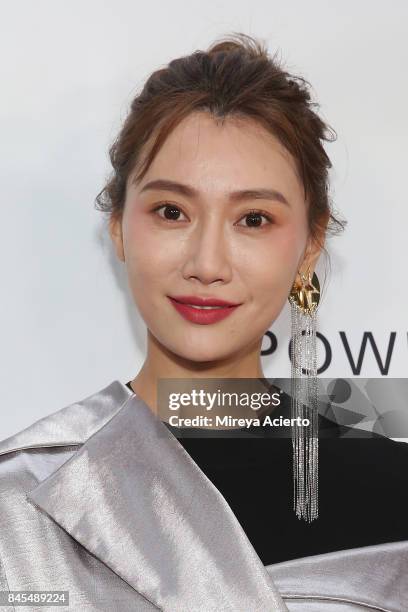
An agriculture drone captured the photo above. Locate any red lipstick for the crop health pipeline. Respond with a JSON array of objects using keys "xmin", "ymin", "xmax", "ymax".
[{"xmin": 168, "ymin": 295, "xmax": 242, "ymax": 325}]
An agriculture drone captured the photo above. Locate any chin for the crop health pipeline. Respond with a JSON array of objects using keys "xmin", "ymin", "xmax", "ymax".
[{"xmin": 167, "ymin": 339, "xmax": 241, "ymax": 366}]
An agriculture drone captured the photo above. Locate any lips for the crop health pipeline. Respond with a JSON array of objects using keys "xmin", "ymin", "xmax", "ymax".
[
  {"xmin": 169, "ymin": 295, "xmax": 240, "ymax": 307},
  {"xmin": 168, "ymin": 295, "xmax": 241, "ymax": 325}
]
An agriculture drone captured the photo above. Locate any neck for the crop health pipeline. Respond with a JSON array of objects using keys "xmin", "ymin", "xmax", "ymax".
[{"xmin": 129, "ymin": 330, "xmax": 265, "ymax": 415}]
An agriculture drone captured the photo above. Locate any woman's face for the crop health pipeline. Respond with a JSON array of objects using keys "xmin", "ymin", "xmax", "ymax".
[{"xmin": 110, "ymin": 111, "xmax": 317, "ymax": 363}]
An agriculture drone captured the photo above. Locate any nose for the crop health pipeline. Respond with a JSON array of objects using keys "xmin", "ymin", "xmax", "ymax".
[{"xmin": 181, "ymin": 217, "xmax": 233, "ymax": 286}]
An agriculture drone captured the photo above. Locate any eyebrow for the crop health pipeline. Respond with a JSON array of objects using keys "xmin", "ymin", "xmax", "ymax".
[{"xmin": 138, "ymin": 178, "xmax": 290, "ymax": 207}]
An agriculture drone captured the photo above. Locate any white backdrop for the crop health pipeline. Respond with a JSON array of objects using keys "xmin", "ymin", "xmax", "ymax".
[{"xmin": 1, "ymin": 0, "xmax": 407, "ymax": 440}]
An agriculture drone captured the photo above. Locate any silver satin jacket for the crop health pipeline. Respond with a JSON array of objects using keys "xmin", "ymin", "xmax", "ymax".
[{"xmin": 0, "ymin": 380, "xmax": 407, "ymax": 611}]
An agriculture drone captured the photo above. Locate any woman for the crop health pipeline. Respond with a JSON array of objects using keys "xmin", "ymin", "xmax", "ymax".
[{"xmin": 0, "ymin": 33, "xmax": 407, "ymax": 611}]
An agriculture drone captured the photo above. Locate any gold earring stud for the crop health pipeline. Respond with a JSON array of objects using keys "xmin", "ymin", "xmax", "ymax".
[{"xmin": 289, "ymin": 269, "xmax": 320, "ymax": 314}]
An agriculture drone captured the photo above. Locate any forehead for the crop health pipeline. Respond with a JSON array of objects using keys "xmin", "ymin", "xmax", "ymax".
[{"xmin": 131, "ymin": 111, "xmax": 304, "ymax": 201}]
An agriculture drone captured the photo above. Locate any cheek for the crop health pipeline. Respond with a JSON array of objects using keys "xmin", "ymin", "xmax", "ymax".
[
  {"xmin": 244, "ymin": 225, "xmax": 306, "ymax": 298},
  {"xmin": 122, "ymin": 219, "xmax": 181, "ymax": 309},
  {"xmin": 123, "ymin": 210, "xmax": 168, "ymax": 270}
]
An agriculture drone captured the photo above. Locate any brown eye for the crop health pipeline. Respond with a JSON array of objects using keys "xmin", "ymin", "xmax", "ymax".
[
  {"xmin": 245, "ymin": 212, "xmax": 263, "ymax": 227},
  {"xmin": 154, "ymin": 204, "xmax": 187, "ymax": 221},
  {"xmin": 238, "ymin": 210, "xmax": 273, "ymax": 228}
]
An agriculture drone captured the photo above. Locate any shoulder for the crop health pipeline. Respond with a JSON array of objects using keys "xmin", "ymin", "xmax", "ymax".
[
  {"xmin": 319, "ymin": 431, "xmax": 408, "ymax": 468},
  {"xmin": 318, "ymin": 435, "xmax": 408, "ymax": 530},
  {"xmin": 0, "ymin": 380, "xmax": 133, "ymax": 487}
]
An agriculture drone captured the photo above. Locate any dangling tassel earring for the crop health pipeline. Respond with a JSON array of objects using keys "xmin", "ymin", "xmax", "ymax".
[{"xmin": 288, "ymin": 268, "xmax": 320, "ymax": 522}]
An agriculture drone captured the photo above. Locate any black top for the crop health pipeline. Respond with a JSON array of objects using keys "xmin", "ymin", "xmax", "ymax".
[{"xmin": 125, "ymin": 380, "xmax": 408, "ymax": 565}]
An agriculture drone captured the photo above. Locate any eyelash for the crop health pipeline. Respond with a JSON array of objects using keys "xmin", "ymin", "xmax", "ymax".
[{"xmin": 151, "ymin": 203, "xmax": 274, "ymax": 228}]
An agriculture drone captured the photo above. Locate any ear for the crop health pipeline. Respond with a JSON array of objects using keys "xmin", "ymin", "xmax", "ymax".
[
  {"xmin": 108, "ymin": 214, "xmax": 125, "ymax": 262},
  {"xmin": 301, "ymin": 236, "xmax": 323, "ymax": 276},
  {"xmin": 299, "ymin": 212, "xmax": 330, "ymax": 276}
]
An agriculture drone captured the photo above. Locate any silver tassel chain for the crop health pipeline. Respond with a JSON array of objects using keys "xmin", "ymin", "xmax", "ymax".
[{"xmin": 290, "ymin": 301, "xmax": 319, "ymax": 522}]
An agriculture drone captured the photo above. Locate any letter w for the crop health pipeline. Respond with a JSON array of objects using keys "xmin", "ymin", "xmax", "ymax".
[{"xmin": 339, "ymin": 331, "xmax": 396, "ymax": 375}]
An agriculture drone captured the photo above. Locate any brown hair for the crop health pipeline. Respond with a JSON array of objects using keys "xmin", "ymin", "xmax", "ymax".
[{"xmin": 95, "ymin": 32, "xmax": 346, "ymax": 259}]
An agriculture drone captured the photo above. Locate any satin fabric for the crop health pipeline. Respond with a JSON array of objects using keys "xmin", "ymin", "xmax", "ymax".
[{"xmin": 0, "ymin": 380, "xmax": 406, "ymax": 611}]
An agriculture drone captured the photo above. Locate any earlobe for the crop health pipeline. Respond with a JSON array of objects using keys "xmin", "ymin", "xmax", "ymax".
[{"xmin": 108, "ymin": 216, "xmax": 125, "ymax": 262}]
